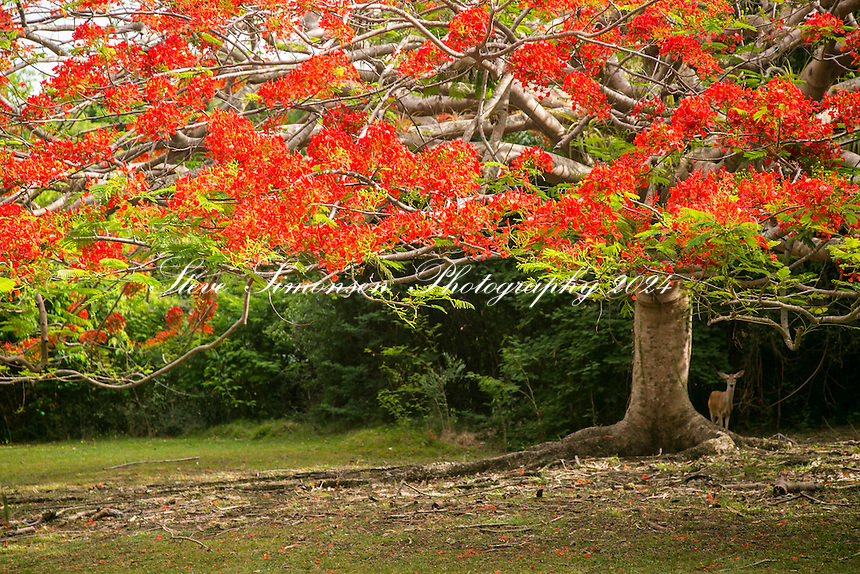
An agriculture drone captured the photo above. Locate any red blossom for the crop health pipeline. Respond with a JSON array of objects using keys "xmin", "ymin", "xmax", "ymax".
[
  {"xmin": 73, "ymin": 22, "xmax": 113, "ymax": 45},
  {"xmin": 122, "ymin": 283, "xmax": 145, "ymax": 298},
  {"xmin": 510, "ymin": 42, "xmax": 567, "ymax": 87},
  {"xmin": 188, "ymin": 293, "xmax": 218, "ymax": 335},
  {"xmin": 47, "ymin": 54, "xmax": 109, "ymax": 100},
  {"xmin": 511, "ymin": 147, "xmax": 554, "ymax": 173},
  {"xmin": 0, "ymin": 204, "xmax": 59, "ymax": 277},
  {"xmin": 144, "ymin": 306, "xmax": 186, "ymax": 347},
  {"xmin": 77, "ymin": 241, "xmax": 124, "ymax": 271},
  {"xmin": 399, "ymin": 41, "xmax": 451, "ymax": 77},
  {"xmin": 79, "ymin": 329, "xmax": 108, "ymax": 344},
  {"xmin": 103, "ymin": 84, "xmax": 142, "ymax": 113},
  {"xmin": 659, "ymin": 36, "xmax": 721, "ymax": 76},
  {"xmin": 562, "ymin": 71, "xmax": 610, "ymax": 118},
  {"xmin": 319, "ymin": 12, "xmax": 354, "ymax": 44},
  {"xmin": 823, "ymin": 90, "xmax": 860, "ymax": 133},
  {"xmin": 670, "ymin": 95, "xmax": 717, "ymax": 136},
  {"xmin": 446, "ymin": 7, "xmax": 490, "ymax": 51},
  {"xmin": 134, "ymin": 103, "xmax": 190, "ymax": 140},
  {"xmin": 164, "ymin": 306, "xmax": 185, "ymax": 329},
  {"xmin": 321, "ymin": 106, "xmax": 369, "ymax": 135},
  {"xmin": 258, "ymin": 52, "xmax": 358, "ymax": 106},
  {"xmin": 802, "ymin": 14, "xmax": 845, "ymax": 45}
]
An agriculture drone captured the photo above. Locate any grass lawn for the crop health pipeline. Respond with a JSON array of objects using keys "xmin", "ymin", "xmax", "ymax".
[
  {"xmin": 1, "ymin": 421, "xmax": 487, "ymax": 489},
  {"xmin": 2, "ymin": 423, "xmax": 859, "ymax": 573}
]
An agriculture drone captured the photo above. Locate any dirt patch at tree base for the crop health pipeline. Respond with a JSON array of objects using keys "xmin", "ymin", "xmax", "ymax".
[{"xmin": 3, "ymin": 438, "xmax": 860, "ymax": 573}]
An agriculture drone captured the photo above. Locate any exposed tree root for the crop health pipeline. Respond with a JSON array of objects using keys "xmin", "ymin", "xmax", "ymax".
[
  {"xmin": 430, "ymin": 416, "xmax": 749, "ymax": 479},
  {"xmin": 261, "ymin": 420, "xmax": 792, "ymax": 485}
]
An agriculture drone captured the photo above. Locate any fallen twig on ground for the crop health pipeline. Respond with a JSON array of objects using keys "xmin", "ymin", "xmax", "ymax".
[
  {"xmin": 106, "ymin": 457, "xmax": 200, "ymax": 470},
  {"xmin": 160, "ymin": 523, "xmax": 211, "ymax": 552}
]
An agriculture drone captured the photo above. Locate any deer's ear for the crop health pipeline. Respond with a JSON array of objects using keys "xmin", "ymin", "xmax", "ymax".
[
  {"xmin": 717, "ymin": 372, "xmax": 728, "ymax": 379},
  {"xmin": 735, "ymin": 370, "xmax": 745, "ymax": 377}
]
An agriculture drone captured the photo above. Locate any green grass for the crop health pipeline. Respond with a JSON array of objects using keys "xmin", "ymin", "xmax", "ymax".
[
  {"xmin": 2, "ymin": 423, "xmax": 859, "ymax": 573},
  {"xmin": 0, "ymin": 422, "xmax": 491, "ymax": 490}
]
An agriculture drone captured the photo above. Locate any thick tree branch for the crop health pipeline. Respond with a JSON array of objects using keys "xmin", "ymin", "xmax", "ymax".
[
  {"xmin": 797, "ymin": 40, "xmax": 855, "ymax": 101},
  {"xmin": 399, "ymin": 113, "xmax": 532, "ymax": 149},
  {"xmin": 508, "ymin": 83, "xmax": 566, "ymax": 143},
  {"xmin": 471, "ymin": 142, "xmax": 592, "ymax": 183}
]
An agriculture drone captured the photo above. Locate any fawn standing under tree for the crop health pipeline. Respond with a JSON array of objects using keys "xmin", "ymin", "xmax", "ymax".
[{"xmin": 709, "ymin": 371, "xmax": 744, "ymax": 430}]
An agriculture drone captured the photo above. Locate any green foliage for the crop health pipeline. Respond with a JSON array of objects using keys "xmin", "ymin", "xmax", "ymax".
[
  {"xmin": 493, "ymin": 300, "xmax": 633, "ymax": 448},
  {"xmin": 287, "ymin": 294, "xmax": 407, "ymax": 424},
  {"xmin": 0, "ymin": 287, "xmax": 308, "ymax": 441},
  {"xmin": 387, "ymin": 259, "xmax": 635, "ymax": 448},
  {"xmin": 473, "ymin": 373, "xmax": 519, "ymax": 448},
  {"xmin": 200, "ymin": 419, "xmax": 304, "ymax": 440},
  {"xmin": 377, "ymin": 346, "xmax": 466, "ymax": 432},
  {"xmin": 2, "ymin": 258, "xmax": 859, "ymax": 444},
  {"xmin": 376, "ymin": 345, "xmax": 434, "ymax": 424}
]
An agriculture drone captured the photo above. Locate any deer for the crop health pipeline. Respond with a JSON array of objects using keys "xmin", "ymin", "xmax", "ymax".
[{"xmin": 708, "ymin": 370, "xmax": 744, "ymax": 430}]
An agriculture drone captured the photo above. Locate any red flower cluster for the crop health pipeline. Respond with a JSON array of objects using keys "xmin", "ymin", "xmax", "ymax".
[
  {"xmin": 321, "ymin": 106, "xmax": 369, "ymax": 135},
  {"xmin": 0, "ymin": 204, "xmax": 58, "ymax": 277},
  {"xmin": 205, "ymin": 106, "xmax": 505, "ymax": 270},
  {"xmin": 511, "ymin": 147, "xmax": 554, "ymax": 173},
  {"xmin": 399, "ymin": 42, "xmax": 450, "ymax": 77},
  {"xmin": 660, "ymin": 36, "xmax": 721, "ymax": 76},
  {"xmin": 258, "ymin": 52, "xmax": 358, "ymax": 106},
  {"xmin": 664, "ymin": 169, "xmax": 860, "ymax": 268},
  {"xmin": 72, "ymin": 22, "xmax": 113, "ymax": 45},
  {"xmin": 142, "ymin": 35, "xmax": 197, "ymax": 73},
  {"xmin": 134, "ymin": 103, "xmax": 191, "ymax": 140},
  {"xmin": 715, "ymin": 77, "xmax": 837, "ymax": 164},
  {"xmin": 802, "ymin": 14, "xmax": 845, "ymax": 45},
  {"xmin": 510, "ymin": 42, "xmax": 567, "ymax": 88},
  {"xmin": 48, "ymin": 54, "xmax": 109, "ymax": 101},
  {"xmin": 3, "ymin": 130, "xmax": 114, "ymax": 189},
  {"xmin": 187, "ymin": 293, "xmax": 218, "ymax": 335},
  {"xmin": 104, "ymin": 84, "xmax": 142, "ymax": 113},
  {"xmin": 144, "ymin": 296, "xmax": 218, "ymax": 347},
  {"xmin": 634, "ymin": 78, "xmax": 838, "ymax": 167},
  {"xmin": 144, "ymin": 306, "xmax": 185, "ymax": 347},
  {"xmin": 319, "ymin": 12, "xmax": 355, "ymax": 44},
  {"xmin": 77, "ymin": 241, "xmax": 125, "ymax": 271},
  {"xmin": 446, "ymin": 7, "xmax": 490, "ymax": 51},
  {"xmin": 105, "ymin": 313, "xmax": 125, "ymax": 335},
  {"xmin": 823, "ymin": 90, "xmax": 860, "ymax": 133},
  {"xmin": 562, "ymin": 71, "xmax": 610, "ymax": 118}
]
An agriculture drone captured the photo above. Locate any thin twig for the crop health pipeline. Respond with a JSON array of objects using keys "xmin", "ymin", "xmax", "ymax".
[
  {"xmin": 731, "ymin": 558, "xmax": 777, "ymax": 570},
  {"xmin": 800, "ymin": 492, "xmax": 852, "ymax": 506},
  {"xmin": 106, "ymin": 457, "xmax": 199, "ymax": 470},
  {"xmin": 161, "ymin": 524, "xmax": 212, "ymax": 552},
  {"xmin": 399, "ymin": 480, "xmax": 435, "ymax": 497}
]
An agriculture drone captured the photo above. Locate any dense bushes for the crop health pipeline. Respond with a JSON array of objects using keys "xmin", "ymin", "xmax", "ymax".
[{"xmin": 1, "ymin": 260, "xmax": 858, "ymax": 444}]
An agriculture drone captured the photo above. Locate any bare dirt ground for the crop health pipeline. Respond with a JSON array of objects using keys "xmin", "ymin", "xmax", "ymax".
[{"xmin": 3, "ymin": 434, "xmax": 860, "ymax": 573}]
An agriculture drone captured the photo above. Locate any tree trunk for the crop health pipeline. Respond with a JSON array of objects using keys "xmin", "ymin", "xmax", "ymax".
[
  {"xmin": 443, "ymin": 284, "xmax": 736, "ymax": 475},
  {"xmin": 581, "ymin": 284, "xmax": 731, "ymax": 455},
  {"xmin": 545, "ymin": 283, "xmax": 734, "ymax": 457}
]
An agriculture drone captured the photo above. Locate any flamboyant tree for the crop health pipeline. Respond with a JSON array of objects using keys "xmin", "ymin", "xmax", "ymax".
[{"xmin": 2, "ymin": 1, "xmax": 860, "ymax": 457}]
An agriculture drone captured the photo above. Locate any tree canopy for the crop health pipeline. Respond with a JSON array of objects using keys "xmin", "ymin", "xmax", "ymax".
[{"xmin": 2, "ymin": 0, "xmax": 860, "ymax": 393}]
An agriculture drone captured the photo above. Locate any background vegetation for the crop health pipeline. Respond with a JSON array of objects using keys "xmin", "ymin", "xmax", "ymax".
[{"xmin": 2, "ymin": 260, "xmax": 858, "ymax": 445}]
